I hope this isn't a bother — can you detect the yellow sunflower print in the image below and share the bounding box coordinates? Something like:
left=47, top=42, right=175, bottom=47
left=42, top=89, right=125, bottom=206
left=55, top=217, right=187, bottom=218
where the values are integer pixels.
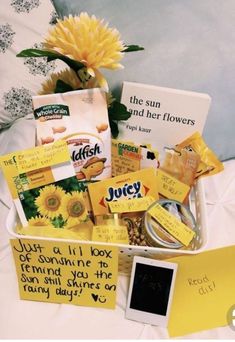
left=28, top=215, right=53, bottom=228
left=60, top=191, right=88, bottom=227
left=35, top=184, right=65, bottom=219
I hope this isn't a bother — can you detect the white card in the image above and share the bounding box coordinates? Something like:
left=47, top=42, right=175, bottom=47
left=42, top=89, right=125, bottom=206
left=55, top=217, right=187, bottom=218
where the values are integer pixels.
left=119, top=81, right=211, bottom=160
left=126, top=256, right=178, bottom=327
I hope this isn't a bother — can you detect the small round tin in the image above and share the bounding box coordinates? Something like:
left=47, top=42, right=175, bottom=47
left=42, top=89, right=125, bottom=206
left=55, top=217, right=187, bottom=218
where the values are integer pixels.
left=143, top=199, right=197, bottom=249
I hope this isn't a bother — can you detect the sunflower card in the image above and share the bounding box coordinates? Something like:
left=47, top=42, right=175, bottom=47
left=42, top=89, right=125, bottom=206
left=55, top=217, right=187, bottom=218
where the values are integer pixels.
left=1, top=140, right=89, bottom=231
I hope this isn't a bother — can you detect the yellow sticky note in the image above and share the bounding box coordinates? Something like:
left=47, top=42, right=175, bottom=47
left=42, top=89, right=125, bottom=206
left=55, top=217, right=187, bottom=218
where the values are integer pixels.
left=92, top=225, right=129, bottom=244
left=16, top=140, right=70, bottom=173
left=157, top=169, right=190, bottom=202
left=148, top=203, right=195, bottom=246
left=168, top=246, right=235, bottom=337
left=10, top=238, right=118, bottom=309
left=108, top=196, right=155, bottom=213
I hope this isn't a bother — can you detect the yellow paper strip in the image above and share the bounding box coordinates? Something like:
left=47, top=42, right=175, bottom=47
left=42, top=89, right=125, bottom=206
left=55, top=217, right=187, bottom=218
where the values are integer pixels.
left=15, top=140, right=70, bottom=173
left=108, top=196, right=155, bottom=213
left=157, top=169, right=190, bottom=202
left=92, top=225, right=129, bottom=244
left=148, top=203, right=195, bottom=246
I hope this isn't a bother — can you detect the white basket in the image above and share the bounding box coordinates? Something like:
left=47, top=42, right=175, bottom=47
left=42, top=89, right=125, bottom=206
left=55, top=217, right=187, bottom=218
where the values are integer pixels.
left=6, top=178, right=208, bottom=275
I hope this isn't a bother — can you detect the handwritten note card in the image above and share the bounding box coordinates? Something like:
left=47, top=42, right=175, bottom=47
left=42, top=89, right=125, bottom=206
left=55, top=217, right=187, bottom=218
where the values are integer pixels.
left=108, top=196, right=155, bottom=213
left=148, top=203, right=195, bottom=246
left=168, top=246, right=235, bottom=337
left=157, top=169, right=190, bottom=202
left=16, top=140, right=70, bottom=174
left=92, top=225, right=129, bottom=244
left=11, top=239, right=118, bottom=309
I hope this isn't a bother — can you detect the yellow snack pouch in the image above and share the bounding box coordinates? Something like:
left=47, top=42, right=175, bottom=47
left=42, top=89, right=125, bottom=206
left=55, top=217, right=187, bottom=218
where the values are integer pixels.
left=161, top=148, right=200, bottom=187
left=176, top=131, right=224, bottom=178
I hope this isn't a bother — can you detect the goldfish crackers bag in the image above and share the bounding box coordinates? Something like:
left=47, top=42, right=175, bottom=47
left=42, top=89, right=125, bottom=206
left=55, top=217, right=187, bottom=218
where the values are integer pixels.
left=32, top=88, right=111, bottom=214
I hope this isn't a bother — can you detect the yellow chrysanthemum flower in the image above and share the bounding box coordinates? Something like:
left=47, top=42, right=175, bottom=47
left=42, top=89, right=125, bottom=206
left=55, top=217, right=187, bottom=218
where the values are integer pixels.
left=35, top=185, right=66, bottom=219
left=60, top=191, right=88, bottom=227
left=38, top=68, right=98, bottom=95
left=28, top=216, right=53, bottom=228
left=43, top=12, right=125, bottom=90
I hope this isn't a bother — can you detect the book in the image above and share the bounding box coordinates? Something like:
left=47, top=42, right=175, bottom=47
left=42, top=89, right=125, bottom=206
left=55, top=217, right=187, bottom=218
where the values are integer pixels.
left=119, top=81, right=211, bottom=161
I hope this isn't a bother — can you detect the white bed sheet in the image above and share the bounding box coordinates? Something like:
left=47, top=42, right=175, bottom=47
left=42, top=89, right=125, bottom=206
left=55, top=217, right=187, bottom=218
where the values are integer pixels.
left=0, top=117, right=235, bottom=339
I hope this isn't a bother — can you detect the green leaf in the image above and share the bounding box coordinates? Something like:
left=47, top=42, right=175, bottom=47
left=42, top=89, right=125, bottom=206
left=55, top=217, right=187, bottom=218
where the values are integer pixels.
left=122, top=44, right=144, bottom=52
left=51, top=215, right=65, bottom=228
left=109, top=120, right=119, bottom=138
left=108, top=100, right=131, bottom=121
left=54, top=79, right=74, bottom=93
left=17, top=48, right=85, bottom=72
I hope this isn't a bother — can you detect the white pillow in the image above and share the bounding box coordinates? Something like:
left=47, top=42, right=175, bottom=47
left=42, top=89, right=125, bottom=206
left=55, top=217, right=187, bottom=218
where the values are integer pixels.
left=0, top=0, right=61, bottom=129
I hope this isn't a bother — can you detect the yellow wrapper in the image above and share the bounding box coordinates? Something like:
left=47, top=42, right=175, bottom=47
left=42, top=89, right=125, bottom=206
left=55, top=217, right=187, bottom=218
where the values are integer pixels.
left=88, top=168, right=159, bottom=216
left=176, top=131, right=224, bottom=178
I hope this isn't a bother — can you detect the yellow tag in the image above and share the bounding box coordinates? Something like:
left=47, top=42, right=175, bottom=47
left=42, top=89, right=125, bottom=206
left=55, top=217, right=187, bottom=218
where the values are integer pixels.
left=108, top=196, right=155, bottom=213
left=92, top=225, right=129, bottom=244
left=148, top=203, right=195, bottom=246
left=16, top=140, right=70, bottom=173
left=10, top=238, right=118, bottom=309
left=157, top=169, right=190, bottom=202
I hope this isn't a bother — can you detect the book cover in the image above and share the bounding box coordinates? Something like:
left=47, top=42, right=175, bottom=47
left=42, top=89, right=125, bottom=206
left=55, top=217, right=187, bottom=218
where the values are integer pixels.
left=119, top=82, right=211, bottom=161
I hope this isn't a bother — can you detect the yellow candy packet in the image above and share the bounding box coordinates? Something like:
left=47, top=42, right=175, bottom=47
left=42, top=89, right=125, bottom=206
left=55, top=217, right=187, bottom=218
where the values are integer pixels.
left=161, top=148, right=200, bottom=187
left=176, top=131, right=224, bottom=178
left=88, top=168, right=159, bottom=216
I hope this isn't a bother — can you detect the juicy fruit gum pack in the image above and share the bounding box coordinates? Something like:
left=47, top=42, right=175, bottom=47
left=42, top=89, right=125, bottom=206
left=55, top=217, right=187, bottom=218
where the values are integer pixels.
left=88, top=168, right=159, bottom=216
left=32, top=88, right=111, bottom=213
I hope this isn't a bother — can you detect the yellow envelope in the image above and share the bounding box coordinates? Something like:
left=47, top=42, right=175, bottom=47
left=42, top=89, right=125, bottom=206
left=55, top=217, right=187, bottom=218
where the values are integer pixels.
left=168, top=245, right=235, bottom=337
